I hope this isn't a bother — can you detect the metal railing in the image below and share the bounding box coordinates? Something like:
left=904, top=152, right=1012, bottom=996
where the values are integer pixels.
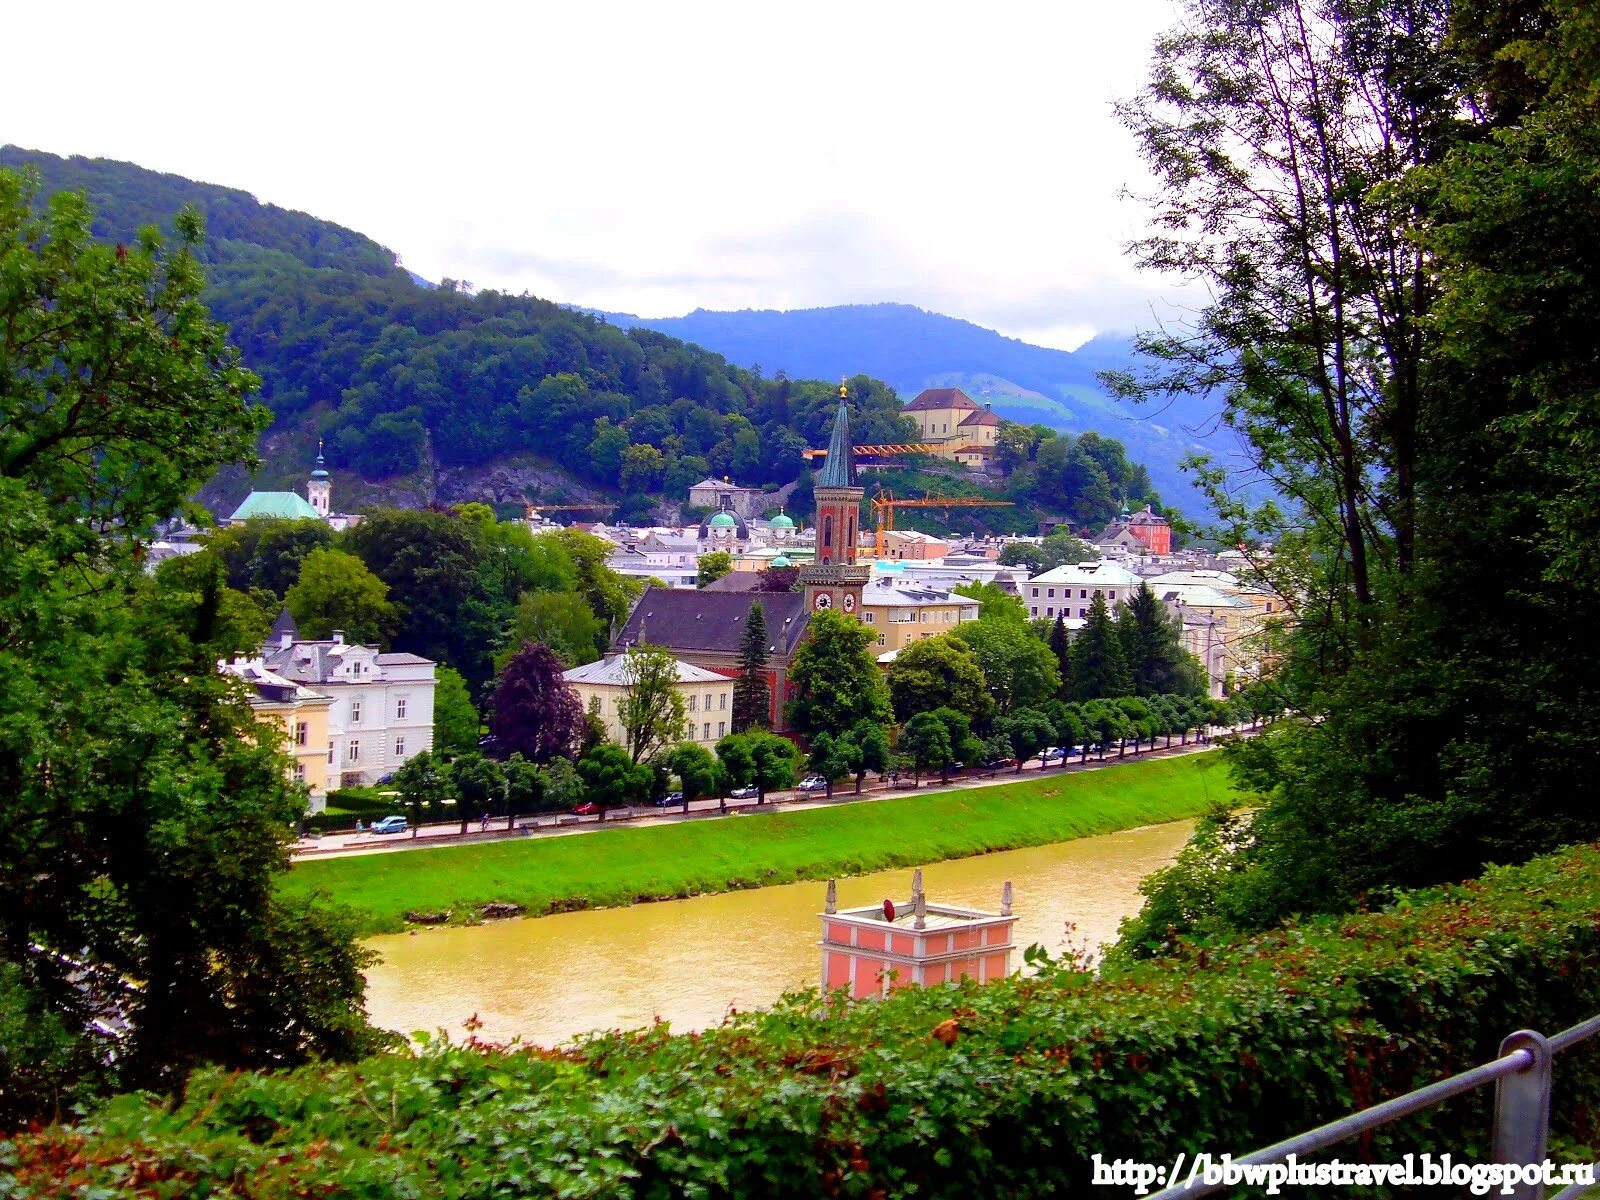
left=1150, top=1013, right=1600, bottom=1200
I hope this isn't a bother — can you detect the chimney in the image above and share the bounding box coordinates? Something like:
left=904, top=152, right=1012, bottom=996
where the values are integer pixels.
left=280, top=629, right=293, bottom=651
left=331, top=630, right=344, bottom=645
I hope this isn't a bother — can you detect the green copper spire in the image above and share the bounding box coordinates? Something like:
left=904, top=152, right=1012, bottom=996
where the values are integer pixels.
left=817, top=380, right=855, bottom=489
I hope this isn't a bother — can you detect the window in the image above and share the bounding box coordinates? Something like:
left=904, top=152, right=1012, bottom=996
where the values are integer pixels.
left=1080, top=589, right=1087, bottom=598
left=1031, top=587, right=1039, bottom=597
left=1079, top=608, right=1087, bottom=617
left=327, top=742, right=335, bottom=764
left=864, top=612, right=875, bottom=624
left=689, top=694, right=698, bottom=712
left=295, top=721, right=308, bottom=746
left=294, top=763, right=306, bottom=784
left=394, top=737, right=406, bottom=758
left=703, top=722, right=711, bottom=740
left=1047, top=588, right=1055, bottom=598
left=704, top=692, right=712, bottom=710
left=1046, top=607, right=1054, bottom=616
left=719, top=692, right=727, bottom=710
left=717, top=721, right=726, bottom=737
left=1108, top=591, right=1116, bottom=601
left=350, top=700, right=362, bottom=725
left=347, top=740, right=360, bottom=764
left=877, top=634, right=886, bottom=646
left=396, top=697, right=408, bottom=719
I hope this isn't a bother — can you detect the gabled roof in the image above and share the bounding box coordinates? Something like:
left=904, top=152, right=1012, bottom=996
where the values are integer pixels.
left=562, top=654, right=728, bottom=687
left=613, top=587, right=811, bottom=659
left=229, top=491, right=321, bottom=522
left=904, top=388, right=979, bottom=413
left=957, top=407, right=1000, bottom=427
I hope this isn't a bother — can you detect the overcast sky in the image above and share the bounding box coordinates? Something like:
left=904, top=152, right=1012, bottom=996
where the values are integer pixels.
left=6, top=1, right=1185, bottom=351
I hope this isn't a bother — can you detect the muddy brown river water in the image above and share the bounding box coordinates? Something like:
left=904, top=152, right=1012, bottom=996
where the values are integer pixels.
left=362, top=817, right=1195, bottom=1045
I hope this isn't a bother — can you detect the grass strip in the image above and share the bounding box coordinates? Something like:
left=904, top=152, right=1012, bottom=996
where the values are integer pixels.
left=283, top=751, right=1236, bottom=934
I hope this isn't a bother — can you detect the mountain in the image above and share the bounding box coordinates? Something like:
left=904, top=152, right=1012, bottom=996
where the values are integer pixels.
left=3, top=146, right=1179, bottom=533
left=596, top=304, right=1244, bottom=509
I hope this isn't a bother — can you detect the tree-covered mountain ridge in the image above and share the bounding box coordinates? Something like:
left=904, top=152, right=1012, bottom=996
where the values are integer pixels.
left=2, top=146, right=1175, bottom=528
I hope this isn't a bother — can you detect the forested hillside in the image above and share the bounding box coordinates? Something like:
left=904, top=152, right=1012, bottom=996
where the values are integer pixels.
left=2, top=147, right=1170, bottom=530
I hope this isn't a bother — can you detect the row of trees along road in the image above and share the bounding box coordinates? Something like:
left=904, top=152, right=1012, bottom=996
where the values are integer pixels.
left=1107, top=0, right=1600, bottom=950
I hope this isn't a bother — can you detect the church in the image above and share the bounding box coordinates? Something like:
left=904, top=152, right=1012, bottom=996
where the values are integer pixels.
left=611, top=385, right=870, bottom=731
left=227, top=445, right=357, bottom=530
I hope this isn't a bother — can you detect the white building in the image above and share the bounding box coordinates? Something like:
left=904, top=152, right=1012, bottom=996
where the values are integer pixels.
left=261, top=610, right=437, bottom=789
left=1023, top=560, right=1144, bottom=620
left=562, top=652, right=735, bottom=751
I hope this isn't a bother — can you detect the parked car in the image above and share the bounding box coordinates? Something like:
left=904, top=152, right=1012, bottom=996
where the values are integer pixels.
left=654, top=791, right=684, bottom=807
left=370, top=815, right=408, bottom=835
left=1040, top=747, right=1067, bottom=763
left=573, top=802, right=598, bottom=815
left=796, top=775, right=830, bottom=793
left=985, top=757, right=1017, bottom=771
left=729, top=785, right=759, bottom=799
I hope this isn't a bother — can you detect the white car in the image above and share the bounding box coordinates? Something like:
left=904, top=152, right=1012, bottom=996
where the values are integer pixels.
left=796, top=775, right=830, bottom=793
left=729, top=785, right=760, bottom=799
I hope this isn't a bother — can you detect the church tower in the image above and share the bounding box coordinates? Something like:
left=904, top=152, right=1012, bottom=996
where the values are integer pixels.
left=307, top=441, right=331, bottom=518
left=800, top=383, right=869, bottom=618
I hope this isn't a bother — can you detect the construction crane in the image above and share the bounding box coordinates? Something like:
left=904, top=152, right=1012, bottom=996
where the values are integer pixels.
left=524, top=502, right=615, bottom=524
left=801, top=443, right=945, bottom=461
left=870, top=488, right=1014, bottom=557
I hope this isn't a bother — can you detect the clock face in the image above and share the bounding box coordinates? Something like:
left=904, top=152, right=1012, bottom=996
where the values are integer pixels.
left=842, top=593, right=856, bottom=613
left=814, top=592, right=832, bottom=610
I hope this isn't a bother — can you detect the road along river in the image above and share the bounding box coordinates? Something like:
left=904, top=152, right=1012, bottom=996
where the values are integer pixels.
left=363, top=816, right=1195, bottom=1046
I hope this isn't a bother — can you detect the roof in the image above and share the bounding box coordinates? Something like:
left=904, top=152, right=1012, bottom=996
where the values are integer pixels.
left=816, top=394, right=856, bottom=489
left=689, top=478, right=753, bottom=494
left=861, top=578, right=971, bottom=608
left=1148, top=569, right=1242, bottom=589
left=957, top=407, right=1000, bottom=427
left=1159, top=584, right=1253, bottom=609
left=229, top=491, right=321, bottom=522
left=770, top=554, right=792, bottom=567
left=375, top=652, right=435, bottom=666
left=219, top=656, right=330, bottom=706
left=1028, top=560, right=1143, bottom=587
left=770, top=511, right=794, bottom=528
left=709, top=511, right=738, bottom=527
left=904, top=388, right=979, bottom=414
left=563, top=653, right=728, bottom=687
left=614, top=587, right=811, bottom=659
left=269, top=607, right=299, bottom=642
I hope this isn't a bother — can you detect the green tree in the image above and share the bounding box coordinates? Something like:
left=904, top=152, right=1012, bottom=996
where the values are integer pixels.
left=732, top=600, right=771, bottom=732
left=900, top=713, right=953, bottom=787
left=664, top=742, right=719, bottom=812
left=787, top=609, right=892, bottom=740
left=541, top=756, right=585, bottom=811
left=996, top=541, right=1045, bottom=573
left=502, top=753, right=543, bottom=830
left=448, top=752, right=505, bottom=834
left=284, top=546, right=398, bottom=645
left=1115, top=582, right=1192, bottom=696
left=202, top=519, right=336, bottom=599
left=0, top=170, right=382, bottom=1119
left=392, top=749, right=449, bottom=828
left=714, top=733, right=756, bottom=800
left=1048, top=613, right=1074, bottom=700
left=845, top=719, right=891, bottom=795
left=432, top=666, right=480, bottom=758
left=496, top=590, right=604, bottom=671
left=952, top=619, right=1062, bottom=716
left=696, top=550, right=734, bottom=588
left=806, top=732, right=859, bottom=799
left=576, top=743, right=652, bottom=820
left=1070, top=594, right=1131, bottom=701
left=951, top=581, right=1029, bottom=624
left=747, top=731, right=803, bottom=803
left=1000, top=707, right=1056, bottom=773
left=884, top=634, right=992, bottom=726
left=618, top=645, right=689, bottom=765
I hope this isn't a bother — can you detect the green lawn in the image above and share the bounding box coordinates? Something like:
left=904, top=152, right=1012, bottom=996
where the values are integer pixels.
left=284, top=752, right=1236, bottom=934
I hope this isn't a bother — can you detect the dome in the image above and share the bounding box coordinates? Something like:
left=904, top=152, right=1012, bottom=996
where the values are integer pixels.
left=709, top=511, right=738, bottom=528
left=770, top=511, right=794, bottom=529
left=310, top=466, right=330, bottom=480
left=770, top=554, right=792, bottom=568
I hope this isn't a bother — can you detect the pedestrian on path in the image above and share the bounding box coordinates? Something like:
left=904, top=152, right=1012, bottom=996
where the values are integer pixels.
left=480, top=812, right=489, bottom=832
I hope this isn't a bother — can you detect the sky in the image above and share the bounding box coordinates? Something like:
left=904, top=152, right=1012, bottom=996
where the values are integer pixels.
left=5, top=0, right=1186, bottom=352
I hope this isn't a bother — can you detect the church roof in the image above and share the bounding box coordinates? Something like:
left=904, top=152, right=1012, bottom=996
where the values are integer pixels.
left=816, top=392, right=856, bottom=489
left=229, top=491, right=321, bottom=522
left=904, top=388, right=979, bottom=413
left=614, top=587, right=811, bottom=659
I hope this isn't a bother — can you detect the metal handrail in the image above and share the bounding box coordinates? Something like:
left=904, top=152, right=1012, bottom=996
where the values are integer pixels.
left=1149, top=1012, right=1600, bottom=1200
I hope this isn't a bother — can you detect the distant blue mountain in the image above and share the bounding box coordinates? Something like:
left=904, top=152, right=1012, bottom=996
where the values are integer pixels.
left=590, top=303, right=1246, bottom=512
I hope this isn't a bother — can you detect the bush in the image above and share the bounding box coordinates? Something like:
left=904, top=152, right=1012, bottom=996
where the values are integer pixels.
left=12, top=843, right=1600, bottom=1194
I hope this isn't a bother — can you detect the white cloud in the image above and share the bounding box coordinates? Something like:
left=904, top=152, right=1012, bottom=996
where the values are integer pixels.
left=5, top=0, right=1188, bottom=345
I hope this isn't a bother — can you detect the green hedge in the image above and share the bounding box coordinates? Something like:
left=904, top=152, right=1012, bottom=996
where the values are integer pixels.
left=10, top=844, right=1600, bottom=1197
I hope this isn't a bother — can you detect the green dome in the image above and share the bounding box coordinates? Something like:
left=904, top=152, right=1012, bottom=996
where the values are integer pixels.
left=770, top=554, right=792, bottom=568
left=709, top=511, right=738, bottom=528
left=770, top=511, right=794, bottom=529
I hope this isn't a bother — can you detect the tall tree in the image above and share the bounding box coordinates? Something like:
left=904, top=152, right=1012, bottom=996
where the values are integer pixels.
left=497, top=590, right=603, bottom=671
left=732, top=601, right=772, bottom=732
left=845, top=719, right=891, bottom=795
left=0, top=170, right=382, bottom=1122
left=618, top=645, right=688, bottom=765
left=787, top=609, right=892, bottom=740
left=806, top=732, right=859, bottom=799
left=284, top=546, right=398, bottom=645
left=899, top=713, right=953, bottom=787
left=664, top=742, right=719, bottom=811
left=884, top=635, right=993, bottom=726
left=951, top=619, right=1062, bottom=716
left=431, top=666, right=480, bottom=758
left=487, top=641, right=585, bottom=764
left=1115, top=582, right=1191, bottom=696
left=1048, top=613, right=1074, bottom=700
left=1069, top=594, right=1131, bottom=701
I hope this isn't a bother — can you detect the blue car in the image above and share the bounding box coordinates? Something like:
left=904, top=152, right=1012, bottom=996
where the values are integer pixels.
left=370, top=815, right=408, bottom=835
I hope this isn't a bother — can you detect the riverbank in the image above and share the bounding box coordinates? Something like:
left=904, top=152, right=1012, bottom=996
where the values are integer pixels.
left=286, top=751, right=1238, bottom=934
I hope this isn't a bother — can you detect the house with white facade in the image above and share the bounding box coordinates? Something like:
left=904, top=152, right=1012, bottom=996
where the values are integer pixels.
left=1023, top=560, right=1143, bottom=620
left=260, top=610, right=437, bottom=789
left=562, top=652, right=735, bottom=752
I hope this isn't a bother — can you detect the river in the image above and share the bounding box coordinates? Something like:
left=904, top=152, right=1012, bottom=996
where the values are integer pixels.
left=362, top=817, right=1194, bottom=1045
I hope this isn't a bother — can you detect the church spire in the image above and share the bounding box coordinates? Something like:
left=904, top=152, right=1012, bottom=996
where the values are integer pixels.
left=817, top=379, right=855, bottom=488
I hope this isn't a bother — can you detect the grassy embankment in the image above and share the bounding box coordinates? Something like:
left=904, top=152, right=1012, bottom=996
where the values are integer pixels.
left=284, top=751, right=1237, bottom=934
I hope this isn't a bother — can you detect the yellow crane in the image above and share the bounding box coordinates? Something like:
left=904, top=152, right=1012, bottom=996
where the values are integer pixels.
left=870, top=488, right=1014, bottom=557
left=801, top=443, right=945, bottom=461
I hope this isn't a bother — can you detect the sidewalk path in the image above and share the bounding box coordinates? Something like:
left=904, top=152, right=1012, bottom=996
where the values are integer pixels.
left=292, top=727, right=1260, bottom=863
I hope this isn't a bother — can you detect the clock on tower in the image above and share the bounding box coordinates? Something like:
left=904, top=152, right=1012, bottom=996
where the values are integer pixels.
left=800, top=383, right=870, bottom=620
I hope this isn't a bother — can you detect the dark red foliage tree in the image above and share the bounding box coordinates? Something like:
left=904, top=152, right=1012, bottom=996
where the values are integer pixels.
left=487, top=641, right=585, bottom=764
